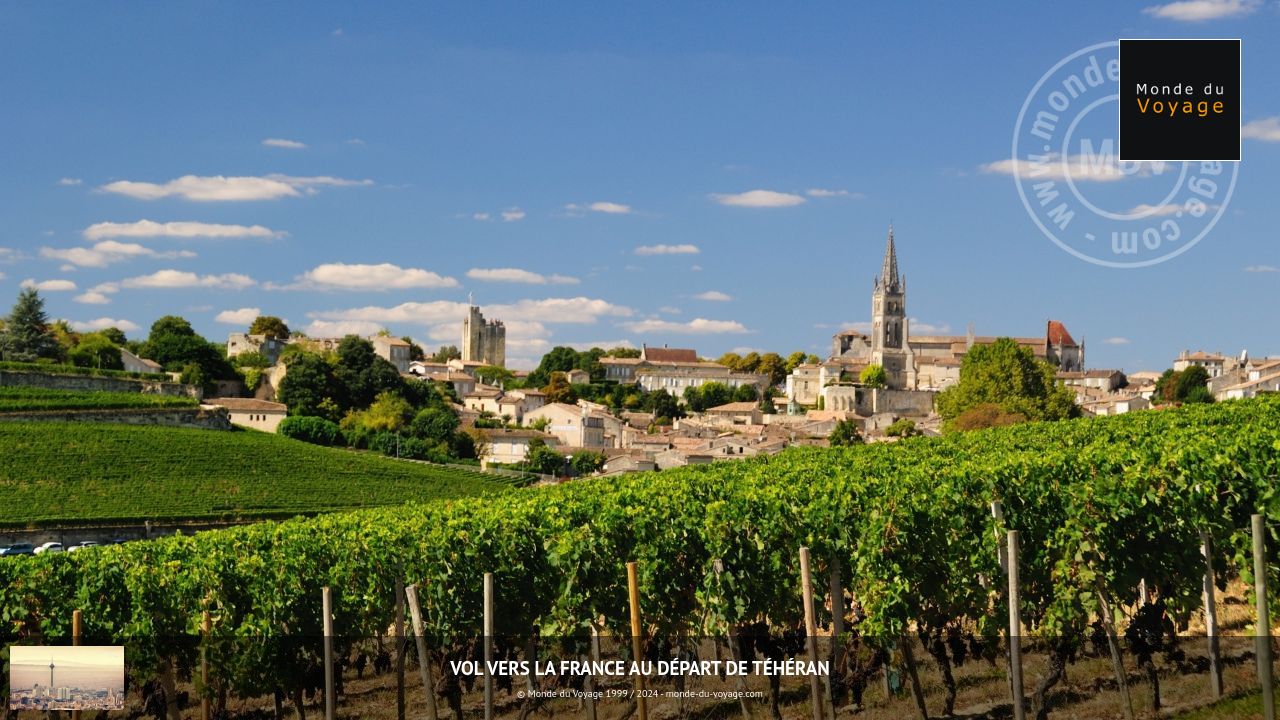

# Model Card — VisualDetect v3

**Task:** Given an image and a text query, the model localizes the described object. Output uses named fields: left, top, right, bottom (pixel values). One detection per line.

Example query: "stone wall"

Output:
left=0, top=405, right=231, bottom=430
left=0, top=369, right=200, bottom=398
left=870, top=388, right=936, bottom=416
left=0, top=518, right=260, bottom=548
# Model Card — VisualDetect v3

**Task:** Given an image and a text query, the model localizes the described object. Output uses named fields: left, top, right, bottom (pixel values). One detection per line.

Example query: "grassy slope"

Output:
left=0, top=422, right=511, bottom=527
left=0, top=386, right=198, bottom=411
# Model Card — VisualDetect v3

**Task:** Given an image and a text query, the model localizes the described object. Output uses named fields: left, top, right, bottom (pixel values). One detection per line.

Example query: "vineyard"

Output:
left=0, top=423, right=513, bottom=527
left=3, top=397, right=1280, bottom=719
left=0, top=360, right=168, bottom=381
left=0, top=386, right=198, bottom=412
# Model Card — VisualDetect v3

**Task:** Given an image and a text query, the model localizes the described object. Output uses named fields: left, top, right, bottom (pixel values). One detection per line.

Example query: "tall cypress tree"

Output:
left=1, top=288, right=60, bottom=361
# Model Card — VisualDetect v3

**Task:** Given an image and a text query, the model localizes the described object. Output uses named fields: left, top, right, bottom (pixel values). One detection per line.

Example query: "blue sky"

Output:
left=1, top=1, right=1276, bottom=370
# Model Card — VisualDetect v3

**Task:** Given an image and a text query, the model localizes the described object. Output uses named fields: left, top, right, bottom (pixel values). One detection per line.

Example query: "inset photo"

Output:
left=8, top=646, right=125, bottom=712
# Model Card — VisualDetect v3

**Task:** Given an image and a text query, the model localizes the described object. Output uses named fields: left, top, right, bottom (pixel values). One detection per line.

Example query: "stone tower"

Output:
left=869, top=225, right=914, bottom=390
left=461, top=304, right=506, bottom=367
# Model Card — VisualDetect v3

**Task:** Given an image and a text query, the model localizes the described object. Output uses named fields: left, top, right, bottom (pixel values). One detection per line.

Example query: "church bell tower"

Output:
left=869, top=225, right=913, bottom=389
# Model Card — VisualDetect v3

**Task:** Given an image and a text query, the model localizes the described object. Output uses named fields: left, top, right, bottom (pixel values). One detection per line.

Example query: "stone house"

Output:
left=478, top=428, right=558, bottom=466
left=208, top=397, right=288, bottom=432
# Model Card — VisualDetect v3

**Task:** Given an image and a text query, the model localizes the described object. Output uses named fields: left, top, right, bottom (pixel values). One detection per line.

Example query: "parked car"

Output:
left=33, top=542, right=64, bottom=554
left=68, top=541, right=100, bottom=553
left=0, top=543, right=35, bottom=556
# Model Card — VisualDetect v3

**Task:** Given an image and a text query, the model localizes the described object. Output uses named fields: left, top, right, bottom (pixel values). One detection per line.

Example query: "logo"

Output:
left=1011, top=41, right=1238, bottom=268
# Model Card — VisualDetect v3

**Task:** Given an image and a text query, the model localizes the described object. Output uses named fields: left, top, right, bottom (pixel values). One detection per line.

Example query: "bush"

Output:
left=885, top=418, right=920, bottom=438
left=278, top=416, right=345, bottom=447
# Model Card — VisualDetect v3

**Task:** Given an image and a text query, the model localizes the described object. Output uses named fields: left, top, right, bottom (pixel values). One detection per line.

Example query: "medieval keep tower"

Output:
left=461, top=302, right=506, bottom=367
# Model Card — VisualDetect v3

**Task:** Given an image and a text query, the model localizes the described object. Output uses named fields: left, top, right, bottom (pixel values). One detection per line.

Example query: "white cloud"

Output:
left=41, top=241, right=196, bottom=268
left=20, top=278, right=77, bottom=292
left=805, top=188, right=864, bottom=199
left=310, top=297, right=632, bottom=327
left=303, top=319, right=385, bottom=337
left=73, top=291, right=111, bottom=305
left=1103, top=337, right=1132, bottom=345
left=466, top=268, right=579, bottom=285
left=279, top=263, right=459, bottom=291
left=262, top=138, right=307, bottom=149
left=0, top=271, right=5, bottom=280
left=122, top=270, right=255, bottom=290
left=1143, top=0, right=1259, bottom=21
left=694, top=290, right=733, bottom=302
left=501, top=207, right=526, bottom=222
left=345, top=138, right=366, bottom=145
left=620, top=318, right=749, bottom=335
left=1242, top=117, right=1280, bottom=142
left=84, top=219, right=282, bottom=241
left=589, top=201, right=632, bottom=214
left=841, top=318, right=951, bottom=335
left=658, top=306, right=682, bottom=315
left=59, top=177, right=82, bottom=186
left=711, top=189, right=806, bottom=208
left=0, top=248, right=25, bottom=263
left=472, top=212, right=492, bottom=221
left=635, top=244, right=700, bottom=256
left=566, top=339, right=635, bottom=351
left=1126, top=202, right=1221, bottom=217
left=99, top=174, right=372, bottom=201
left=980, top=154, right=1171, bottom=183
left=1245, top=265, right=1279, bottom=273
left=215, top=307, right=263, bottom=325
left=69, top=317, right=140, bottom=332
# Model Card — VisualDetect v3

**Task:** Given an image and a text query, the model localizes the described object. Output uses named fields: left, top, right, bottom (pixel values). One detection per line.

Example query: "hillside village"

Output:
left=1, top=227, right=1272, bottom=482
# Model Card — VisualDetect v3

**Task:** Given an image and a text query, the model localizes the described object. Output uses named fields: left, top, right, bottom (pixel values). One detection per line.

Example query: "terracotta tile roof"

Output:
left=706, top=402, right=760, bottom=413
left=208, top=397, right=288, bottom=412
left=1047, top=320, right=1077, bottom=347
left=641, top=346, right=699, bottom=363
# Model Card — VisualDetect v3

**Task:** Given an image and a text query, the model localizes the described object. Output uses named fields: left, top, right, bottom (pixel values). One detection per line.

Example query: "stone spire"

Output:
left=877, top=224, right=901, bottom=292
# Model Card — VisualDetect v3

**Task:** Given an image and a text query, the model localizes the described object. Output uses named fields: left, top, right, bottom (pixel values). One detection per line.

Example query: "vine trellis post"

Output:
left=1253, top=515, right=1275, bottom=720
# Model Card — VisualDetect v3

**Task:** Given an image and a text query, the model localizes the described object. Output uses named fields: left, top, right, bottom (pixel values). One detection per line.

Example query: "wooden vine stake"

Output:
left=798, top=547, right=825, bottom=720
left=323, top=586, right=335, bottom=720
left=1093, top=581, right=1135, bottom=720
left=404, top=584, right=440, bottom=720
left=714, top=559, right=754, bottom=720
left=627, top=561, right=649, bottom=720
left=827, top=558, right=842, bottom=719
left=1254, top=514, right=1276, bottom=720
left=1006, top=530, right=1025, bottom=720
left=1201, top=531, right=1222, bottom=699
left=484, top=572, right=495, bottom=720
left=201, top=610, right=212, bottom=720
left=395, top=580, right=407, bottom=720
left=72, top=610, right=82, bottom=720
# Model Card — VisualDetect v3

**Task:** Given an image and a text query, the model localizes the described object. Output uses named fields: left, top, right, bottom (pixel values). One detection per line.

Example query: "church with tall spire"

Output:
left=869, top=225, right=916, bottom=389
left=793, top=224, right=1084, bottom=406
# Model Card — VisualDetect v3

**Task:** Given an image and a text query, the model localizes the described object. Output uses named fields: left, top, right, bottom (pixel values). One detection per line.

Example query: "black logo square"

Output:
left=1119, top=39, right=1240, bottom=161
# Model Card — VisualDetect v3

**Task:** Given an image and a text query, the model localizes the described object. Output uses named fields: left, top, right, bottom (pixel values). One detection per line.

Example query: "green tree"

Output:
left=428, top=345, right=461, bottom=363
left=230, top=350, right=270, bottom=369
left=248, top=315, right=290, bottom=339
left=885, top=418, right=920, bottom=437
left=646, top=389, right=685, bottom=422
left=828, top=418, right=864, bottom=446
left=528, top=346, right=579, bottom=387
left=142, top=315, right=237, bottom=387
left=570, top=450, right=606, bottom=476
left=543, top=371, right=578, bottom=404
left=355, top=391, right=415, bottom=432
left=1175, top=365, right=1213, bottom=403
left=0, top=288, right=60, bottom=361
left=935, top=338, right=1079, bottom=431
left=67, top=332, right=124, bottom=370
left=757, top=352, right=787, bottom=386
left=785, top=351, right=808, bottom=374
left=475, top=365, right=515, bottom=387
left=860, top=364, right=887, bottom=389
left=99, top=327, right=128, bottom=346
left=401, top=336, right=425, bottom=362
left=335, top=335, right=404, bottom=408
left=732, top=384, right=759, bottom=402
left=949, top=403, right=1027, bottom=431
left=684, top=381, right=733, bottom=412
left=524, top=438, right=565, bottom=476
left=278, top=352, right=344, bottom=420
left=49, top=319, right=78, bottom=361
left=410, top=406, right=460, bottom=443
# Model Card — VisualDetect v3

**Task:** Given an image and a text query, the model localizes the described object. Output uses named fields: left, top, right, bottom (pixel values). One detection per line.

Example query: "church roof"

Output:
left=876, top=225, right=902, bottom=292
left=1047, top=320, right=1077, bottom=347
left=641, top=345, right=700, bottom=363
